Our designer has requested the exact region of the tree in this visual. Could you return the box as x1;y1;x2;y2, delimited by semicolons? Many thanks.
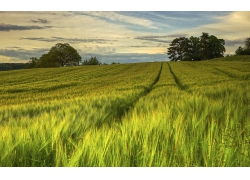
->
245;37;250;50
243;37;250;54
39;53;60;67
200;32;210;60
179;37;190;60
167;38;179;61
26;43;82;68
111;61;120;64
48;43;81;67
26;57;39;68
82;56;101;65
188;36;202;60
235;37;250;55
208;35;225;59
167;37;190;61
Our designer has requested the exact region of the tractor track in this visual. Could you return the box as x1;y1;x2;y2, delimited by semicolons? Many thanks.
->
95;62;163;128
167;62;190;92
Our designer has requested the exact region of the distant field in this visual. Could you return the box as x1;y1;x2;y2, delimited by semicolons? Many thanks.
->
0;56;250;167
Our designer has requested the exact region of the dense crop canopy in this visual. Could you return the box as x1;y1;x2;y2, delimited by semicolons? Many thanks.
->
0;57;250;167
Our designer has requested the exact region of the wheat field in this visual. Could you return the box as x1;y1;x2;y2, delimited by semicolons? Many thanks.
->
0;56;250;166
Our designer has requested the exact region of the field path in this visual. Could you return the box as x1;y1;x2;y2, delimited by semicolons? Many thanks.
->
167;62;189;91
111;62;163;122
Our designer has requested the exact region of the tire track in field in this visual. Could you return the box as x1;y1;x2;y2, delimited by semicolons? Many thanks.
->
96;62;163;127
209;65;250;80
117;62;163;118
209;66;236;79
166;62;190;92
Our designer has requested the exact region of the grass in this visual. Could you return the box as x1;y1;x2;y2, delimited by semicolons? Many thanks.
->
0;57;249;167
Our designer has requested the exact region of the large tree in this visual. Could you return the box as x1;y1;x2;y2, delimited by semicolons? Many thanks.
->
167;37;190;61
200;32;210;60
39;53;60;67
188;36;202;60
48;43;82;66
27;43;82;68
208;35;225;59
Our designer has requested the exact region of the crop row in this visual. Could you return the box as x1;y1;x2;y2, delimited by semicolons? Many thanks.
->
0;63;161;106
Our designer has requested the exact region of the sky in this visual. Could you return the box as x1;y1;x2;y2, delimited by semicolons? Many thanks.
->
1;1;250;64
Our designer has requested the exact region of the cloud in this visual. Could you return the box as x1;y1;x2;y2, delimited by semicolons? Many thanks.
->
135;34;188;43
0;23;52;31
120;43;167;48
166;34;188;37
183;12;250;39
20;36;116;44
79;12;158;29
6;46;22;49
146;12;185;22
79;45;116;54
129;45;153;48
135;38;169;43
0;48;49;60
225;38;245;46
30;18;50;24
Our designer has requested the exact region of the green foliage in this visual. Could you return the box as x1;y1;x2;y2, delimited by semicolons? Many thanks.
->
189;36;202;61
244;37;250;50
38;53;61;68
82;56;101;65
26;43;82;68
49;43;81;67
167;37;190;61
0;60;250;167
206;34;225;59
235;37;250;55
26;57;39;68
167;32;226;61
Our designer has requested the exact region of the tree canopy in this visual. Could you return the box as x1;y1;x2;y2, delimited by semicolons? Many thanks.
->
82;56;101;65
235;37;250;55
167;32;225;61
26;43;82;68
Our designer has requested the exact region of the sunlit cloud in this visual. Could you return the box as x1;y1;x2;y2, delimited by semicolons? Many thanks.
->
135;34;188;43
30;19;50;24
79;45;116;54
80;11;158;29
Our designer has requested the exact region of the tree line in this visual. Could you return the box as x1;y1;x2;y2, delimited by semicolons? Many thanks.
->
0;63;26;71
167;32;226;61
2;35;250;71
26;43;120;68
